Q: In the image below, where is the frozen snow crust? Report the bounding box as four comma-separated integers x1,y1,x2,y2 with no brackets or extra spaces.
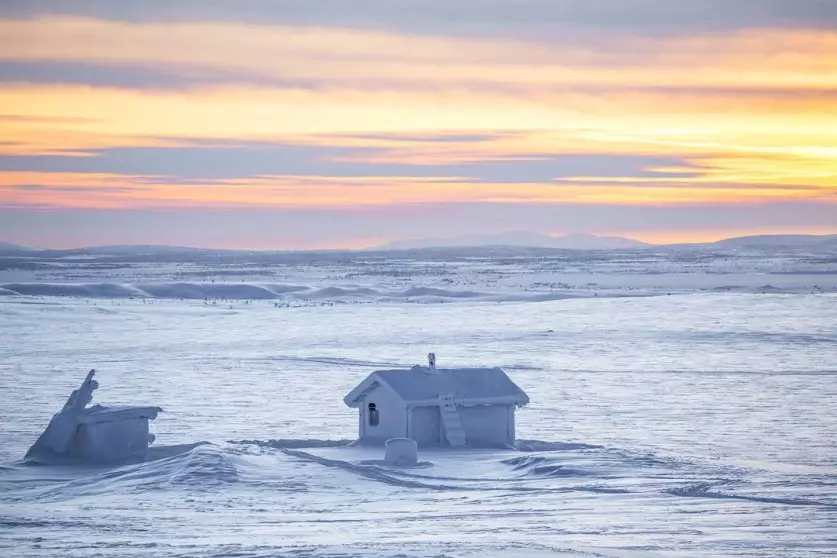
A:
18,437,836,508
5,436,836,558
2,243,836,305
1,278,834,302
2,268,836,557
0,281,597,302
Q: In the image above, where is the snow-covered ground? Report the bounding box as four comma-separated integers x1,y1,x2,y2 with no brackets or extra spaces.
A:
2,245,837,301
1,254,836,557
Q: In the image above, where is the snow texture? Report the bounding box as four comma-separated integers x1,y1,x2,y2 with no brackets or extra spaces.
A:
1,251,836,557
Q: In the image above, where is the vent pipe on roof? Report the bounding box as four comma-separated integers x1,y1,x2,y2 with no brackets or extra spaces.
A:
427,352,438,374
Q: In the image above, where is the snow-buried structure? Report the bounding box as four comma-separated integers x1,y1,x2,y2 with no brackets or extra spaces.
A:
344,354,529,447
26,370,162,463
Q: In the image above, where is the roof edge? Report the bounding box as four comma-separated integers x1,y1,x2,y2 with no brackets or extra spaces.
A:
343,373,380,408
344,373,404,408
346,367,530,407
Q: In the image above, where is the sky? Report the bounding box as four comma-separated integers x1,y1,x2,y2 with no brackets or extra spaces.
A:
0,0,835,249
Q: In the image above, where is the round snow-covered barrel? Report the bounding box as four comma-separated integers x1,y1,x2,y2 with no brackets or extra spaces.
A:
385,438,418,467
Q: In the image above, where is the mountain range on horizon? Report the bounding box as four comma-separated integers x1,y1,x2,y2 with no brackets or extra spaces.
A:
374,231,651,251
0,241,33,252
1,233,836,255
373,232,837,251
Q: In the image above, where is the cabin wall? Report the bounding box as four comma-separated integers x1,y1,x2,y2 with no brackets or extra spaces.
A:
408,405,442,446
357,386,406,443
73,418,151,462
458,404,514,447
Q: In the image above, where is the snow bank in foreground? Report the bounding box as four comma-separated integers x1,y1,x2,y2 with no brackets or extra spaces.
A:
229,439,353,449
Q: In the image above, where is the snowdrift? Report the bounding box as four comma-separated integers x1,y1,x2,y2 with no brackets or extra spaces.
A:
0,281,607,303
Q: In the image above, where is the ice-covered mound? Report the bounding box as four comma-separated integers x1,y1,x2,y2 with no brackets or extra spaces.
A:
138,282,307,300
4,443,230,502
384,438,419,467
2,282,146,298
25,370,162,464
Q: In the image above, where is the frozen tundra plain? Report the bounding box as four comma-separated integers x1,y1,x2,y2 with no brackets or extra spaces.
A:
0,245,836,557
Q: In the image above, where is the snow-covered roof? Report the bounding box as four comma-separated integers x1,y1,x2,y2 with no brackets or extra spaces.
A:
344,367,529,407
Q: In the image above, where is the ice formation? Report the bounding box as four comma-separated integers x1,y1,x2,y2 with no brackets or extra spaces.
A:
384,438,419,467
25,370,162,463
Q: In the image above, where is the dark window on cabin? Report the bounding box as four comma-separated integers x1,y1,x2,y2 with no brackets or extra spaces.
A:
368,403,379,426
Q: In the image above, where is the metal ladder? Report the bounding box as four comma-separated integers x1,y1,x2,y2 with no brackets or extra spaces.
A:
438,392,466,447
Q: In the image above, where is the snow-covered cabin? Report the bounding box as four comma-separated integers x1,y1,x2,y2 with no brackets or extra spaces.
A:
343,355,529,447
26,369,162,463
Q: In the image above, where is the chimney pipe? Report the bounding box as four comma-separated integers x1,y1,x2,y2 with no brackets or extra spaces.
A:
427,352,438,374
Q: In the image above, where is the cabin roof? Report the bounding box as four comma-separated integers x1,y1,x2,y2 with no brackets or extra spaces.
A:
344,366,529,407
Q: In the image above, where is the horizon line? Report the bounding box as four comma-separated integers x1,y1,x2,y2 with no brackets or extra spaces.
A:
4,230,837,253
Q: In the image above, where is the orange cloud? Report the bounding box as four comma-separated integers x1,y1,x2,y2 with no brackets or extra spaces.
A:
2,17,837,89
1,17,836,213
2,171,834,210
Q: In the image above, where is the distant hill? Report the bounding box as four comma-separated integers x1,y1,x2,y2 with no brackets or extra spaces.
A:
4,233,835,257
0,241,34,252
67,244,214,256
376,232,650,251
712,234,837,249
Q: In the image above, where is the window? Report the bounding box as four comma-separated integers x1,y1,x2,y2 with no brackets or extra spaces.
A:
368,403,379,427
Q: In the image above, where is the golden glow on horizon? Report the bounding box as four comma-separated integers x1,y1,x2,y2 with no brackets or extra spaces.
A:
1,171,831,210
615,227,837,245
0,15,836,243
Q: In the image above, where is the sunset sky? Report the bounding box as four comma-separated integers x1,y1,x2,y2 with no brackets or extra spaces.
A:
1,0,836,249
